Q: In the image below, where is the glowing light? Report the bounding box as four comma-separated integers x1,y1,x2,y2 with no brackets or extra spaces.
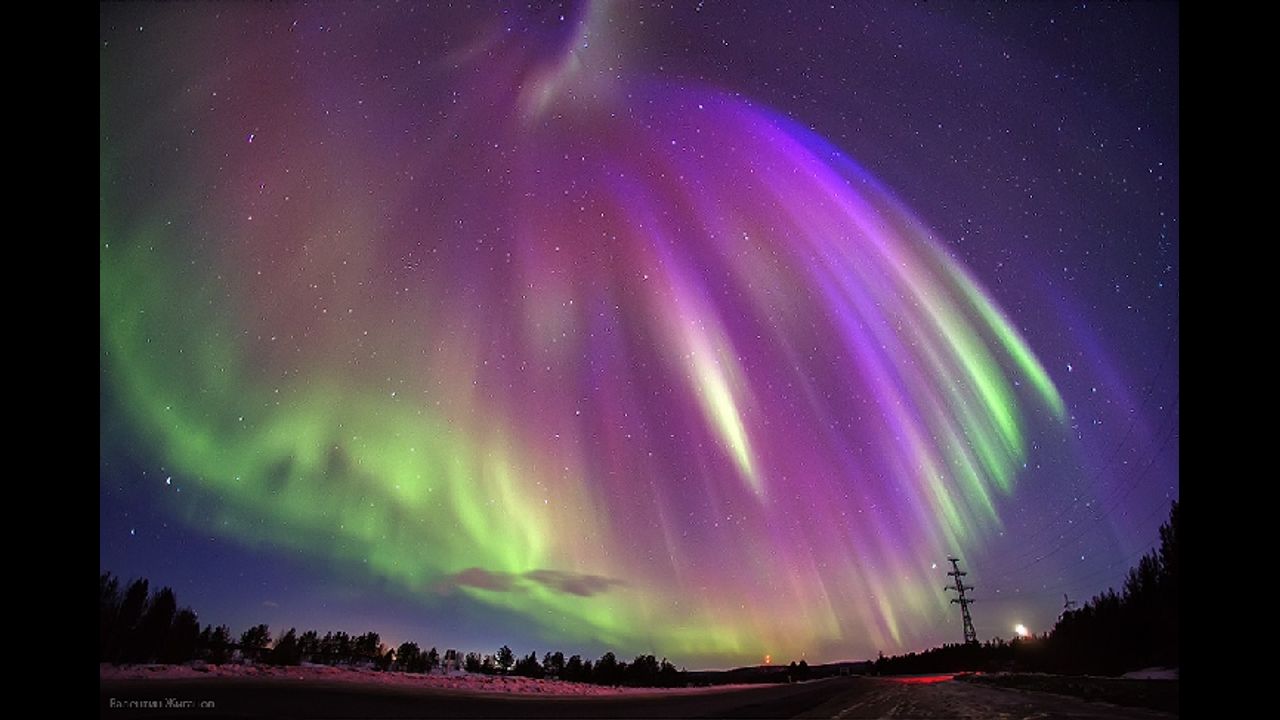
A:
1015,624,1030,638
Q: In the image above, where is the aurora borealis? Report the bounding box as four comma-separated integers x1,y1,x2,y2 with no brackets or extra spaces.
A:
100,2,1179,669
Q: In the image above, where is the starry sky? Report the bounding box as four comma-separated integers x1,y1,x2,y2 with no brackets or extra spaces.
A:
99,1,1179,670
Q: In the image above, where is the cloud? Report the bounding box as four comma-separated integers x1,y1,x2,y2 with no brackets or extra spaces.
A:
432,567,625,597
262,600,279,608
523,569,626,597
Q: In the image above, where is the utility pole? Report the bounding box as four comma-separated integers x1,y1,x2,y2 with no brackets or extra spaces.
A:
945,556,978,645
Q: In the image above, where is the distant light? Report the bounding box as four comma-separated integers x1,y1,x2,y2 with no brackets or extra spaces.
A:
1014,624,1029,637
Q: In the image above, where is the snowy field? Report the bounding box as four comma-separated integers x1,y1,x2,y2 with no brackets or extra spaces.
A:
100,663,759,696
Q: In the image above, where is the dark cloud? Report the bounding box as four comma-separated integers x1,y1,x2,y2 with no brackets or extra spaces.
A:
439,567,523,593
433,567,625,597
524,569,626,597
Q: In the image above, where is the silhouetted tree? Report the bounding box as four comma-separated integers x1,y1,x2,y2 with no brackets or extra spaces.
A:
268,628,300,666
298,630,320,660
397,642,423,672
496,645,514,674
355,632,381,663
208,625,232,664
1156,500,1179,665
658,658,681,687
543,650,565,678
100,572,121,661
425,647,440,674
595,651,620,685
1159,500,1179,592
465,652,483,673
132,587,177,662
112,578,149,663
329,631,352,664
162,608,200,664
514,651,544,678
563,654,584,682
240,624,271,662
628,654,659,686
318,632,336,664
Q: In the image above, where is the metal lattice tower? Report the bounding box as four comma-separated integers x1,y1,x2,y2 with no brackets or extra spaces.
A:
945,556,978,645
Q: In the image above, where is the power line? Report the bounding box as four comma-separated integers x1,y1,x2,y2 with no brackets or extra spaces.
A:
987,398,1178,572
980,332,1179,568
983,400,1178,583
975,499,1173,605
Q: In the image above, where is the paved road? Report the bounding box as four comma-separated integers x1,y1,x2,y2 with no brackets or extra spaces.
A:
100,675,1176,719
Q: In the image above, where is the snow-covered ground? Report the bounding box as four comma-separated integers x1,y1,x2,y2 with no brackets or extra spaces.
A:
100,663,759,696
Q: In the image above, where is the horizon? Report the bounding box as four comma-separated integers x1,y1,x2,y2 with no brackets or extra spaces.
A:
100,567,885,674
100,563,1085,673
100,1,1179,671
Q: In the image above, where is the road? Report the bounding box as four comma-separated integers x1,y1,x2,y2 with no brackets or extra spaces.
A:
100,674,1177,719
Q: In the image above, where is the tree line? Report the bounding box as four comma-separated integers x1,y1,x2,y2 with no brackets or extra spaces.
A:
99,574,688,687
872,499,1179,676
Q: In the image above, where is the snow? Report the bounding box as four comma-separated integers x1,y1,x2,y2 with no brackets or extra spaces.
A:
100,664,760,696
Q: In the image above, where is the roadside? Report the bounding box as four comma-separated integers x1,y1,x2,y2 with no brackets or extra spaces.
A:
957,672,1178,715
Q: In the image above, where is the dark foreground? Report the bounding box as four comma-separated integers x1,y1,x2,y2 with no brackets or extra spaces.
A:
959,673,1179,715
101,674,1177,719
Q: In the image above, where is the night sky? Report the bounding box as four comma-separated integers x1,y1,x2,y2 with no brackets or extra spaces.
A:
100,1,1179,670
